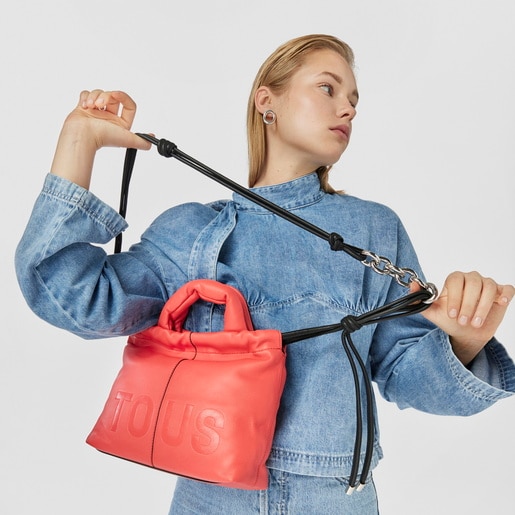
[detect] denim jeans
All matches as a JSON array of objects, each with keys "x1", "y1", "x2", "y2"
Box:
[{"x1": 169, "y1": 471, "x2": 379, "y2": 514}]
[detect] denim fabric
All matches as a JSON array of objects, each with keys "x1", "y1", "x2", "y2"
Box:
[
  {"x1": 15, "y1": 172, "x2": 515, "y2": 479},
  {"x1": 169, "y1": 472, "x2": 379, "y2": 514}
]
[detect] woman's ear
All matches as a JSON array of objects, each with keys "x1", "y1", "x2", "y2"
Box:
[{"x1": 254, "y1": 86, "x2": 273, "y2": 115}]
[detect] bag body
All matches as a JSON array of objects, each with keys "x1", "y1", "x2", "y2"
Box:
[{"x1": 87, "y1": 279, "x2": 286, "y2": 489}]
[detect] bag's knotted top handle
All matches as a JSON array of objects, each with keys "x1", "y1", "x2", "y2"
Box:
[{"x1": 114, "y1": 132, "x2": 439, "y2": 494}]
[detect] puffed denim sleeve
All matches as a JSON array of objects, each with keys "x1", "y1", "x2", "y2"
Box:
[
  {"x1": 370, "y1": 219, "x2": 515, "y2": 416},
  {"x1": 15, "y1": 174, "x2": 170, "y2": 339}
]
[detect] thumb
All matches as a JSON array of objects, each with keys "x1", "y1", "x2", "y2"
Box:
[
  {"x1": 409, "y1": 281, "x2": 421, "y2": 294},
  {"x1": 128, "y1": 132, "x2": 153, "y2": 151}
]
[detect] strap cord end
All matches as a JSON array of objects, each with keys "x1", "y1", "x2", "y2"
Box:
[{"x1": 329, "y1": 232, "x2": 367, "y2": 262}]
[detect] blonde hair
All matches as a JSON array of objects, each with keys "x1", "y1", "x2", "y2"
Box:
[{"x1": 246, "y1": 34, "x2": 355, "y2": 192}]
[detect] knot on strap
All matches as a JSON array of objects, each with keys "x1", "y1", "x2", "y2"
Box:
[
  {"x1": 340, "y1": 315, "x2": 363, "y2": 334},
  {"x1": 157, "y1": 138, "x2": 177, "y2": 158},
  {"x1": 329, "y1": 232, "x2": 346, "y2": 251}
]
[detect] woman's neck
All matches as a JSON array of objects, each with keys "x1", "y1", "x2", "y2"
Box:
[{"x1": 253, "y1": 159, "x2": 319, "y2": 187}]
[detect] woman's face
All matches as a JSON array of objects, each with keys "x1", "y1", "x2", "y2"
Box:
[{"x1": 268, "y1": 49, "x2": 359, "y2": 175}]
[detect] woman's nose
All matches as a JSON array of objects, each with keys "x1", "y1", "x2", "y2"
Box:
[{"x1": 338, "y1": 101, "x2": 356, "y2": 120}]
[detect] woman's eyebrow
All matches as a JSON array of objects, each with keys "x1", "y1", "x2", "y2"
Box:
[{"x1": 318, "y1": 71, "x2": 343, "y2": 84}]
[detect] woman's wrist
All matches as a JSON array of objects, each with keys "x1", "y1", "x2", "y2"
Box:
[{"x1": 50, "y1": 120, "x2": 97, "y2": 189}]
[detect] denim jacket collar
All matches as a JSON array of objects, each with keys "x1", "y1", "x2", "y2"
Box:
[{"x1": 232, "y1": 172, "x2": 325, "y2": 212}]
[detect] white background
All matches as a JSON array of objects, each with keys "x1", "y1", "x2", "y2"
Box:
[{"x1": 2, "y1": 1, "x2": 514, "y2": 514}]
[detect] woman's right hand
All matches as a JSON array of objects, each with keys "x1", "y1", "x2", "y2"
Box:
[{"x1": 50, "y1": 90, "x2": 151, "y2": 189}]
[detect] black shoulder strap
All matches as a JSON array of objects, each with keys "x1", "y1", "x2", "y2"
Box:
[{"x1": 116, "y1": 133, "x2": 437, "y2": 309}]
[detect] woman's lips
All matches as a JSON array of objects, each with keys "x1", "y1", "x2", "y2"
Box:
[{"x1": 331, "y1": 125, "x2": 350, "y2": 140}]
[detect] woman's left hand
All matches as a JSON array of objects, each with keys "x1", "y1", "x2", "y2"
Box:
[{"x1": 412, "y1": 271, "x2": 514, "y2": 366}]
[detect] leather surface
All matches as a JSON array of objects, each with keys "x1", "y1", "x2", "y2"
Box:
[{"x1": 87, "y1": 279, "x2": 286, "y2": 489}]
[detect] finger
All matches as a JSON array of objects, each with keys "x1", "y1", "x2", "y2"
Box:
[
  {"x1": 89, "y1": 90, "x2": 137, "y2": 127},
  {"x1": 78, "y1": 90, "x2": 91, "y2": 108},
  {"x1": 96, "y1": 93, "x2": 118, "y2": 113},
  {"x1": 77, "y1": 90, "x2": 110, "y2": 114},
  {"x1": 88, "y1": 90, "x2": 121, "y2": 114},
  {"x1": 128, "y1": 132, "x2": 153, "y2": 151},
  {"x1": 455, "y1": 272, "x2": 485, "y2": 326},
  {"x1": 409, "y1": 281, "x2": 421, "y2": 294},
  {"x1": 496, "y1": 284, "x2": 515, "y2": 306},
  {"x1": 81, "y1": 89, "x2": 107, "y2": 109},
  {"x1": 469, "y1": 277, "x2": 499, "y2": 327},
  {"x1": 443, "y1": 271, "x2": 465, "y2": 320},
  {"x1": 109, "y1": 90, "x2": 138, "y2": 127}
]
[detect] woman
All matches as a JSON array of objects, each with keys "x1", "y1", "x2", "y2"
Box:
[{"x1": 15, "y1": 34, "x2": 514, "y2": 514}]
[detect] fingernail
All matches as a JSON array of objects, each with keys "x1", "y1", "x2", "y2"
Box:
[
  {"x1": 459, "y1": 315, "x2": 468, "y2": 326},
  {"x1": 473, "y1": 316, "x2": 482, "y2": 327},
  {"x1": 449, "y1": 309, "x2": 458, "y2": 319}
]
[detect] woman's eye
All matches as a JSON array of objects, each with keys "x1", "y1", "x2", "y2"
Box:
[{"x1": 320, "y1": 83, "x2": 333, "y2": 95}]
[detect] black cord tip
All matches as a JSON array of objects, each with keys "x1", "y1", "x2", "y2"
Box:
[{"x1": 136, "y1": 133, "x2": 159, "y2": 145}]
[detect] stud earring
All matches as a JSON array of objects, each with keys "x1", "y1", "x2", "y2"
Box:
[{"x1": 263, "y1": 109, "x2": 277, "y2": 125}]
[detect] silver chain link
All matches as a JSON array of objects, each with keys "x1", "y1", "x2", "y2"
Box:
[{"x1": 361, "y1": 251, "x2": 438, "y2": 303}]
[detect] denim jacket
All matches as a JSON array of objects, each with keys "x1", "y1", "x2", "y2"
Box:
[{"x1": 15, "y1": 172, "x2": 515, "y2": 477}]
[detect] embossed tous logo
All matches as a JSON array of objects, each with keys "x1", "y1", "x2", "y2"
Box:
[{"x1": 109, "y1": 391, "x2": 225, "y2": 455}]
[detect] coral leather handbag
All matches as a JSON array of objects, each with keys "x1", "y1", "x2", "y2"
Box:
[{"x1": 86, "y1": 279, "x2": 286, "y2": 490}]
